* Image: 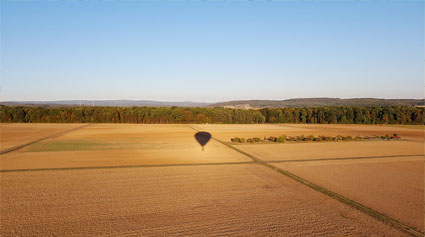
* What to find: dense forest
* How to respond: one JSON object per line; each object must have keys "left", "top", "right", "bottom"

{"left": 0, "top": 106, "right": 424, "bottom": 125}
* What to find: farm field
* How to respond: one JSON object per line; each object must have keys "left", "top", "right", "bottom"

{"left": 1, "top": 124, "right": 249, "bottom": 170}
{"left": 1, "top": 165, "right": 404, "bottom": 236}
{"left": 275, "top": 157, "right": 424, "bottom": 231}
{"left": 198, "top": 124, "right": 424, "bottom": 232}
{"left": 0, "top": 123, "right": 84, "bottom": 153}
{"left": 1, "top": 123, "right": 423, "bottom": 236}
{"left": 236, "top": 141, "right": 422, "bottom": 161}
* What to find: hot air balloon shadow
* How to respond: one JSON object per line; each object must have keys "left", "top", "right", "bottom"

{"left": 194, "top": 132, "right": 211, "bottom": 151}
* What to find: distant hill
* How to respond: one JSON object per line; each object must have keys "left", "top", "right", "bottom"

{"left": 0, "top": 100, "right": 211, "bottom": 107}
{"left": 209, "top": 98, "right": 425, "bottom": 108}
{"left": 1, "top": 98, "right": 424, "bottom": 108}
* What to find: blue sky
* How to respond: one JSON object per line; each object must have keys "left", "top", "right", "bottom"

{"left": 1, "top": 0, "right": 424, "bottom": 102}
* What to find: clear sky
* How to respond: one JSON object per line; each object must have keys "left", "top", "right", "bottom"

{"left": 1, "top": 0, "right": 424, "bottom": 102}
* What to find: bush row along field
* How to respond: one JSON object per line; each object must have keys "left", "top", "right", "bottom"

{"left": 231, "top": 134, "right": 402, "bottom": 144}
{"left": 1, "top": 105, "right": 424, "bottom": 124}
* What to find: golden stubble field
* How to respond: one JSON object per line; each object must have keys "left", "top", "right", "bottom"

{"left": 195, "top": 124, "right": 425, "bottom": 232}
{"left": 1, "top": 165, "right": 404, "bottom": 236}
{"left": 1, "top": 123, "right": 423, "bottom": 235}
{"left": 1, "top": 124, "right": 249, "bottom": 170}
{"left": 275, "top": 157, "right": 424, "bottom": 231}
{"left": 0, "top": 123, "right": 84, "bottom": 153}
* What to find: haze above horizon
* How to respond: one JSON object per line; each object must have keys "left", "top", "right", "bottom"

{"left": 2, "top": 1, "right": 424, "bottom": 101}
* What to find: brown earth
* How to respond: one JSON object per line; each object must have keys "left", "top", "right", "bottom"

{"left": 1, "top": 165, "right": 405, "bottom": 236}
{"left": 275, "top": 157, "right": 424, "bottom": 231}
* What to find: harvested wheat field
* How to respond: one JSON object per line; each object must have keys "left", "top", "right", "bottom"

{"left": 0, "top": 123, "right": 84, "bottom": 153}
{"left": 1, "top": 123, "right": 423, "bottom": 236}
{"left": 275, "top": 157, "right": 424, "bottom": 231}
{"left": 1, "top": 165, "right": 405, "bottom": 236}
{"left": 1, "top": 124, "right": 249, "bottom": 170}
{"left": 236, "top": 141, "right": 423, "bottom": 161}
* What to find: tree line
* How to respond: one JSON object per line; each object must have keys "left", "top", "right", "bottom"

{"left": 0, "top": 105, "right": 423, "bottom": 125}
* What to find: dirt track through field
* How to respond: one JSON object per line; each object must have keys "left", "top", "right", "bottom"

{"left": 1, "top": 154, "right": 421, "bottom": 173}
{"left": 266, "top": 154, "right": 424, "bottom": 163}
{"left": 188, "top": 125, "right": 425, "bottom": 237}
{"left": 0, "top": 124, "right": 91, "bottom": 155}
{"left": 0, "top": 161, "right": 256, "bottom": 173}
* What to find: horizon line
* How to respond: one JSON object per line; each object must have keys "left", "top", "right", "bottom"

{"left": 1, "top": 97, "right": 424, "bottom": 104}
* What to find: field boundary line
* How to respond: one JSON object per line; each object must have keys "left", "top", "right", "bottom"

{"left": 0, "top": 161, "right": 256, "bottom": 173}
{"left": 0, "top": 124, "right": 92, "bottom": 155}
{"left": 265, "top": 154, "right": 424, "bottom": 163}
{"left": 187, "top": 125, "right": 425, "bottom": 237}
{"left": 406, "top": 140, "right": 425, "bottom": 144}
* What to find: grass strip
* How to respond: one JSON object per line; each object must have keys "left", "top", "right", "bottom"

{"left": 0, "top": 124, "right": 92, "bottom": 155}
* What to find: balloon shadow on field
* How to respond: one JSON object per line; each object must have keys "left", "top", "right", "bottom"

{"left": 194, "top": 132, "right": 212, "bottom": 151}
